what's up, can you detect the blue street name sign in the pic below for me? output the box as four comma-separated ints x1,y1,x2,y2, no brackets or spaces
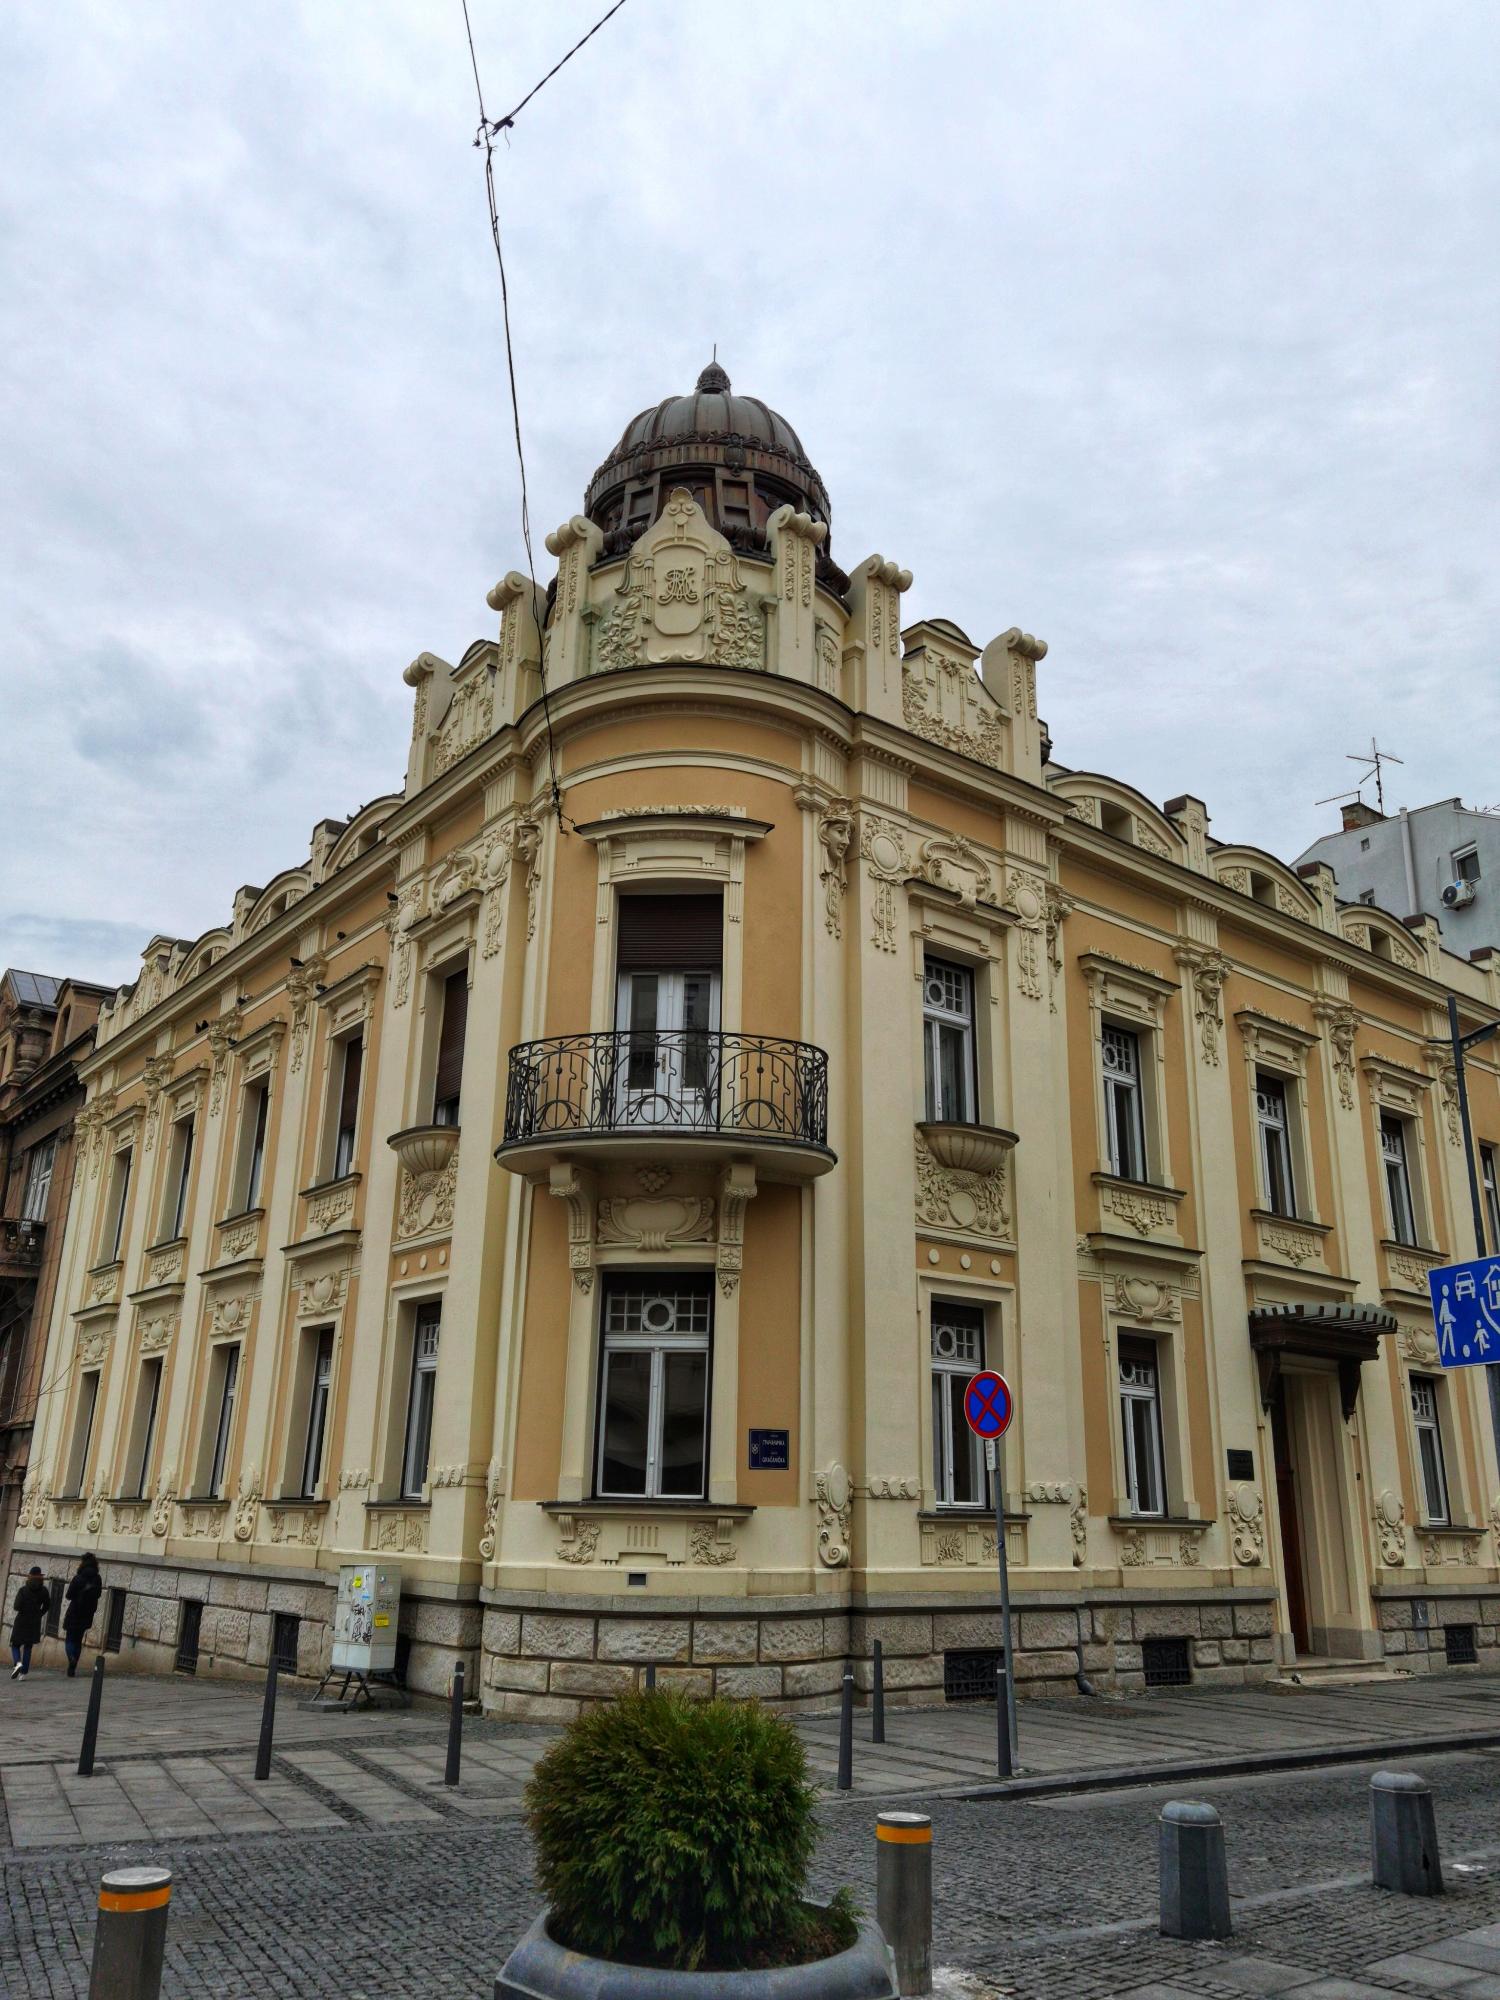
1428,1256,1500,1367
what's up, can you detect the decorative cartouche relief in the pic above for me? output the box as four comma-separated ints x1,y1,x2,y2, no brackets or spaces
918,834,992,910
431,673,495,778
267,1504,324,1549
1421,1530,1482,1568
1172,943,1231,1066
146,1241,186,1288
902,646,1005,768
306,1179,357,1235
1118,1521,1206,1568
1259,1217,1325,1269
1001,868,1048,1002
1225,1485,1266,1565
1373,1489,1407,1568
914,1129,1010,1239
297,1267,349,1320
815,1462,852,1568
76,1319,114,1367
590,489,765,673
138,1308,177,1355
859,813,909,954
110,1500,148,1536
180,1501,230,1541
597,1192,715,1252
1312,999,1360,1112
920,1518,1025,1568
371,1509,429,1554
396,1142,459,1243
1111,1273,1180,1322
552,1511,738,1568
1098,1184,1175,1238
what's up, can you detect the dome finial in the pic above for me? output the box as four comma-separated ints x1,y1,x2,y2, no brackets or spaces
696,352,731,394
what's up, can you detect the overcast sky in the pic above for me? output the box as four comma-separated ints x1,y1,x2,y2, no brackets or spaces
4,2,1497,989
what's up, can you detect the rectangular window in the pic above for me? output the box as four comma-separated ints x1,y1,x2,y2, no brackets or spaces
300,1327,335,1496
64,1370,100,1495
1482,1144,1500,1258
175,1598,203,1675
930,1299,987,1508
432,972,469,1126
164,1114,194,1240
1411,1376,1449,1524
1119,1336,1167,1518
103,1146,133,1262
272,1611,300,1674
207,1343,240,1497
401,1305,442,1497
1455,847,1481,884
1380,1113,1418,1246
238,1082,270,1211
21,1136,55,1223
595,1276,711,1501
923,959,977,1124
1101,1024,1146,1181
1255,1073,1297,1218
332,1033,363,1179
127,1357,164,1500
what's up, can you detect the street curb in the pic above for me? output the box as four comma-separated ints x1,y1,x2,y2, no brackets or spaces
949,1726,1500,1803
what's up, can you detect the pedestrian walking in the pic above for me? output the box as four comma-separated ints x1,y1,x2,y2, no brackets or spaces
9,1566,51,1680
62,1551,102,1678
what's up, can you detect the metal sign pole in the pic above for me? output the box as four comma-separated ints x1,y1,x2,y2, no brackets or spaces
989,1436,1017,1776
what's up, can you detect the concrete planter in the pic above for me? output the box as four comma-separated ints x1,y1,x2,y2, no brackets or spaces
496,1910,897,2000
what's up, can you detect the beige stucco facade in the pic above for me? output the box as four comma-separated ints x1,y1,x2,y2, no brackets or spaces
12,367,1500,1710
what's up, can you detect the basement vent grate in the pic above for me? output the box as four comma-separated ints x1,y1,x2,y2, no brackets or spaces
271,1612,300,1674
1142,1637,1192,1688
1445,1624,1477,1666
943,1648,1003,1703
175,1599,203,1675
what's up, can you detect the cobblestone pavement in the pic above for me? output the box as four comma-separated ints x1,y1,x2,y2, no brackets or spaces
10,1671,1500,1994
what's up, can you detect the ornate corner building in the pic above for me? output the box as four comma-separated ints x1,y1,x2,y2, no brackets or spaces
11,365,1500,1707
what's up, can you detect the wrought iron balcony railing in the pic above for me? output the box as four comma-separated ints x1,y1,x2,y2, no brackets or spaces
501,1029,830,1154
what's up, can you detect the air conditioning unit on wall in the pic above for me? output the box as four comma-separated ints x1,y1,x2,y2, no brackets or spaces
1441,879,1477,909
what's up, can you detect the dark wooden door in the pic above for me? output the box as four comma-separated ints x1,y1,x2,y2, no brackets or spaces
1271,1388,1311,1655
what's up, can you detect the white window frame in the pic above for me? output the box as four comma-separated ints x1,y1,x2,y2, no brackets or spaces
1118,1337,1167,1519
1101,1023,1147,1182
1481,1143,1500,1258
922,958,977,1124
21,1136,55,1223
1381,1112,1418,1247
1411,1375,1450,1525
594,1279,712,1502
300,1327,335,1497
930,1298,988,1509
207,1342,239,1498
401,1305,442,1498
1454,846,1481,885
1255,1071,1298,1218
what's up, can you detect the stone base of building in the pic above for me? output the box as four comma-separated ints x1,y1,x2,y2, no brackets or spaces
477,1586,1286,1720
1375,1588,1500,1672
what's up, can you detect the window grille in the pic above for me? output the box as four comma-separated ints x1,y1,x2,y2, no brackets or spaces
176,1599,203,1674
271,1612,300,1674
943,1649,1004,1702
1445,1623,1477,1665
103,1589,127,1654
1142,1637,1192,1687
597,1275,711,1501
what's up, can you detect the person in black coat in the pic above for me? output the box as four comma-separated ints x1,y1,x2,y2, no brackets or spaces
9,1566,50,1680
62,1552,102,1677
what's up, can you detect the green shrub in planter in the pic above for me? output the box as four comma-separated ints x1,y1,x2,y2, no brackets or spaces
525,1689,849,1972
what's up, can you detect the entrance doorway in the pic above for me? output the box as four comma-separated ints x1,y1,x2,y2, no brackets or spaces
1270,1385,1311,1654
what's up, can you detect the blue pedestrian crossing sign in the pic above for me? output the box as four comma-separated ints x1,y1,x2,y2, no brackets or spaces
1428,1257,1500,1366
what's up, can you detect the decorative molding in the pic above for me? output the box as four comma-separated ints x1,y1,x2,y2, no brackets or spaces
859,812,909,954
1110,1273,1180,1323
914,1127,1011,1239
1374,1488,1407,1567
716,1161,757,1296
233,1468,261,1543
902,647,1005,768
285,955,329,1072
370,1507,429,1553
597,1192,716,1252
1099,1183,1175,1238
1174,944,1231,1065
179,1500,229,1540
593,489,766,673
1001,868,1047,1002
138,1307,177,1354
151,1473,174,1538
920,833,993,911
1225,1485,1265,1565
864,1476,920,1500
549,1162,597,1292
1070,1486,1087,1566
396,1141,459,1244
689,1518,737,1566
1313,999,1361,1111
479,1459,503,1562
306,1176,358,1235
815,797,854,939
432,672,495,777
267,1503,324,1548
296,1267,349,1321
815,1461,852,1568
556,1520,602,1564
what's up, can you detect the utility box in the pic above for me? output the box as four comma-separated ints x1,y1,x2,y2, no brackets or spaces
332,1565,400,1674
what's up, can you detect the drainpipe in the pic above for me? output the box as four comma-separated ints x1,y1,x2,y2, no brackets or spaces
1399,808,1419,919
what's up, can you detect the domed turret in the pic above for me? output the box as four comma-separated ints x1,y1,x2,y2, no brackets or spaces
584,361,835,569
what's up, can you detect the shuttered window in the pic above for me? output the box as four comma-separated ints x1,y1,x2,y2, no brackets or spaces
432,972,469,1125
615,895,723,972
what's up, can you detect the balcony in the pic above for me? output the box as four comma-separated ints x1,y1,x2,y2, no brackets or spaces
498,1029,834,1183
0,1215,44,1272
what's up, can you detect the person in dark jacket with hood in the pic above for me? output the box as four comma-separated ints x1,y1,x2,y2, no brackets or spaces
9,1566,50,1679
62,1552,102,1677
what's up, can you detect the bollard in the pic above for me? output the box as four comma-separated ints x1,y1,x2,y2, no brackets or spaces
253,1654,278,1782
444,1661,465,1786
872,1637,886,1746
1159,1800,1232,1940
876,1812,932,1997
77,1655,106,1778
644,1663,656,1692
837,1665,854,1791
88,1865,171,2000
1371,1770,1444,1896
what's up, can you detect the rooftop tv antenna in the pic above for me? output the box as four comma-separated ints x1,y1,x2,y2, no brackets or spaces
1316,738,1403,817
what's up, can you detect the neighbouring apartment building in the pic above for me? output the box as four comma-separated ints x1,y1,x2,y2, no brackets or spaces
1298,798,1500,959
10,363,1500,1710
0,970,111,1573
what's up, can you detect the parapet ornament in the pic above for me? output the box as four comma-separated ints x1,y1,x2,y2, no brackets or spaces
815,1462,852,1568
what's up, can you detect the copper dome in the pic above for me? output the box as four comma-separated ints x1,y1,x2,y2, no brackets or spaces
584,362,834,564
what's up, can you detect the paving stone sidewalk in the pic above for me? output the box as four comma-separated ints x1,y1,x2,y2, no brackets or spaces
9,1664,1500,1850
